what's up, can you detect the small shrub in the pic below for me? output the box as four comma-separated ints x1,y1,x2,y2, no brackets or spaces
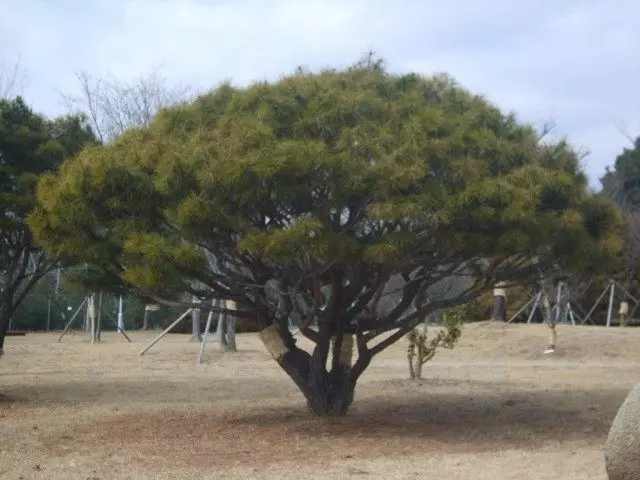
406,304,466,380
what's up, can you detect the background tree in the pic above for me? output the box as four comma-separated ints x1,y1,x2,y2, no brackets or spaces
0,97,96,357
62,67,192,143
30,57,622,414
0,59,25,99
60,68,205,337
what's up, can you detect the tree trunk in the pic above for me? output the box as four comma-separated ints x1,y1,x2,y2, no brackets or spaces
408,356,415,379
259,325,361,416
225,300,237,352
619,301,629,327
546,324,557,352
620,313,629,327
95,293,102,342
216,307,228,352
190,307,202,342
225,316,237,351
414,347,424,380
142,309,151,330
491,294,506,321
0,303,11,361
304,365,355,416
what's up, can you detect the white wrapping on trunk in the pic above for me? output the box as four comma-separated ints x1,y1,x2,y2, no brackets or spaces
259,325,289,360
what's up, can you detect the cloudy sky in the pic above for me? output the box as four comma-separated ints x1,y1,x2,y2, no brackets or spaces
1,0,638,188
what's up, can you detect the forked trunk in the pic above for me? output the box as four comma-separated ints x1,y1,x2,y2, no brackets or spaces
305,366,355,416
259,325,363,416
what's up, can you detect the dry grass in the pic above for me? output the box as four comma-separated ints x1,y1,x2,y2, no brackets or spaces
1,321,639,479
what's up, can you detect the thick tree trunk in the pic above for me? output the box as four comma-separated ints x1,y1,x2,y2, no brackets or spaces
259,325,360,416
305,365,355,416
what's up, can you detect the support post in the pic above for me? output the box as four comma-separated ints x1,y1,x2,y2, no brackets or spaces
607,281,615,328
582,281,613,325
507,291,537,324
139,309,193,355
46,298,51,332
526,291,542,324
109,314,131,342
197,299,217,364
89,294,96,344
95,291,102,342
58,296,89,342
117,295,124,335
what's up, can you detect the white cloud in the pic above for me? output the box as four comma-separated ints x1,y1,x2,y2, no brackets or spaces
1,0,638,188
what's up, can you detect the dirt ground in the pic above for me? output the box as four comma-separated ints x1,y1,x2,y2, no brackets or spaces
1,321,638,480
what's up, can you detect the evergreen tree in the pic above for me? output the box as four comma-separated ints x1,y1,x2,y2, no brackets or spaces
29,57,621,414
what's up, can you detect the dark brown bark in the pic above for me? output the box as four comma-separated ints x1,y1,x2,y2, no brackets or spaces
276,345,355,416
267,315,371,417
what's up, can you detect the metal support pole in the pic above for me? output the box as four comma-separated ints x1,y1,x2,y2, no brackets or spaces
507,293,537,324
606,281,615,327
58,296,89,342
46,298,51,332
90,294,96,344
139,308,192,355
109,315,131,342
614,282,640,306
95,291,103,342
526,291,542,324
197,299,218,364
582,282,612,325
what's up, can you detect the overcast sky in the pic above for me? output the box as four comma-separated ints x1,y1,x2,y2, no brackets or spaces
1,0,638,189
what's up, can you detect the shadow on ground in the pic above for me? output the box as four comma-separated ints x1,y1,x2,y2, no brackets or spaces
38,383,627,470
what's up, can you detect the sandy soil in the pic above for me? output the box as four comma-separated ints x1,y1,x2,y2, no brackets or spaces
1,321,638,480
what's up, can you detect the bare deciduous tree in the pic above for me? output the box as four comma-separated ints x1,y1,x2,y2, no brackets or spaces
61,67,192,142
0,59,25,99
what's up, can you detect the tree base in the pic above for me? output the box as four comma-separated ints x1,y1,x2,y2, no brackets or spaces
304,368,354,417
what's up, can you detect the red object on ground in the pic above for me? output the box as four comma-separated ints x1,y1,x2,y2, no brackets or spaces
6,330,27,336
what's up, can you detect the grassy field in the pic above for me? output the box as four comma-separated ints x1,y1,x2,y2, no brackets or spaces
1,321,638,479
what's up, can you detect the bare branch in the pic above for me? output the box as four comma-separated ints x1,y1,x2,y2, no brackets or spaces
0,57,25,99
613,119,637,146
61,66,193,142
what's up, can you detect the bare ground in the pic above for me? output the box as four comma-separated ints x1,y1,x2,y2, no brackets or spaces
1,321,639,479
